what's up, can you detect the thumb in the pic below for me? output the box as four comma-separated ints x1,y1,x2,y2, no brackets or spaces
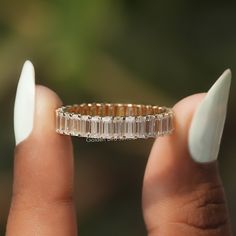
142,70,232,236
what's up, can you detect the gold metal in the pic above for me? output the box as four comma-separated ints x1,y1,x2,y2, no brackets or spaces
65,103,170,117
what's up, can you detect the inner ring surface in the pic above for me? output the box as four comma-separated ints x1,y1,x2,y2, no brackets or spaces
64,103,169,117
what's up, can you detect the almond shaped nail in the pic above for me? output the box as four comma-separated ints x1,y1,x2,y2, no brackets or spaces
188,69,231,163
14,60,35,145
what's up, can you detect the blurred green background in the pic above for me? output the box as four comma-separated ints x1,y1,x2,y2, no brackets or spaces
0,0,236,235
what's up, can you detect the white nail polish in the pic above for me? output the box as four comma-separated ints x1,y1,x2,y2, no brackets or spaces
14,60,35,145
188,69,231,163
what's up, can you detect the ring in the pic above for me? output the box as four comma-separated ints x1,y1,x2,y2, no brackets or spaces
55,103,174,140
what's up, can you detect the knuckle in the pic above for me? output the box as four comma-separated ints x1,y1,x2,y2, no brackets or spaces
178,183,231,234
11,188,74,212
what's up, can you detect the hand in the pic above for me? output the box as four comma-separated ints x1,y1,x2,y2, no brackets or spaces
6,61,232,235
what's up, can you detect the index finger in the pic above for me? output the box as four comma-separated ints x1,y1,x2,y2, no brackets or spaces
6,61,77,236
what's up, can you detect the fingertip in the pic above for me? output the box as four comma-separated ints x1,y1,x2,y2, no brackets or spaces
148,93,206,170
172,93,206,143
35,85,62,115
173,93,206,123
33,85,63,135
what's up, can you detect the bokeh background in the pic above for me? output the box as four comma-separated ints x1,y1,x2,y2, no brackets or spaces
0,1,236,235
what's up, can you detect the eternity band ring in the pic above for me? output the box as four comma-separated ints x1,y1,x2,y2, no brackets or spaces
55,103,174,140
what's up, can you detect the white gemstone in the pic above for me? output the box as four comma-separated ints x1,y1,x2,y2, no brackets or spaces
145,115,155,137
90,116,101,138
70,114,80,136
59,113,66,134
56,110,60,132
80,115,90,137
154,116,159,136
125,116,135,138
102,116,113,138
151,116,156,136
113,117,124,139
168,114,173,132
67,115,73,134
64,113,71,134
136,116,145,138
157,115,163,136
162,115,168,134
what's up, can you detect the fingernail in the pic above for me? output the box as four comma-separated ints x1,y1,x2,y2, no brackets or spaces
188,69,231,163
14,60,35,145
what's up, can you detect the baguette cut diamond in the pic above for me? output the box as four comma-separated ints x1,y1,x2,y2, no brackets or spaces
113,117,124,138
56,110,60,132
168,113,174,132
80,115,90,136
161,116,166,134
157,115,163,136
162,114,169,134
64,113,71,134
59,113,66,134
71,114,80,135
55,104,174,140
91,116,101,138
125,116,136,138
136,116,145,138
102,116,113,138
145,115,155,137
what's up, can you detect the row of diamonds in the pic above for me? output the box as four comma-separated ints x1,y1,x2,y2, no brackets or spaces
56,109,174,139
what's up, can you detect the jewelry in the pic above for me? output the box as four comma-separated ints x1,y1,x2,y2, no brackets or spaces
55,103,174,140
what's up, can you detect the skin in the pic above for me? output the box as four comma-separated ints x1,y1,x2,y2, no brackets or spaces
6,85,232,236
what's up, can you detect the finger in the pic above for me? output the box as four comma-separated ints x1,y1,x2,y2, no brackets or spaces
6,61,77,236
142,71,232,236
